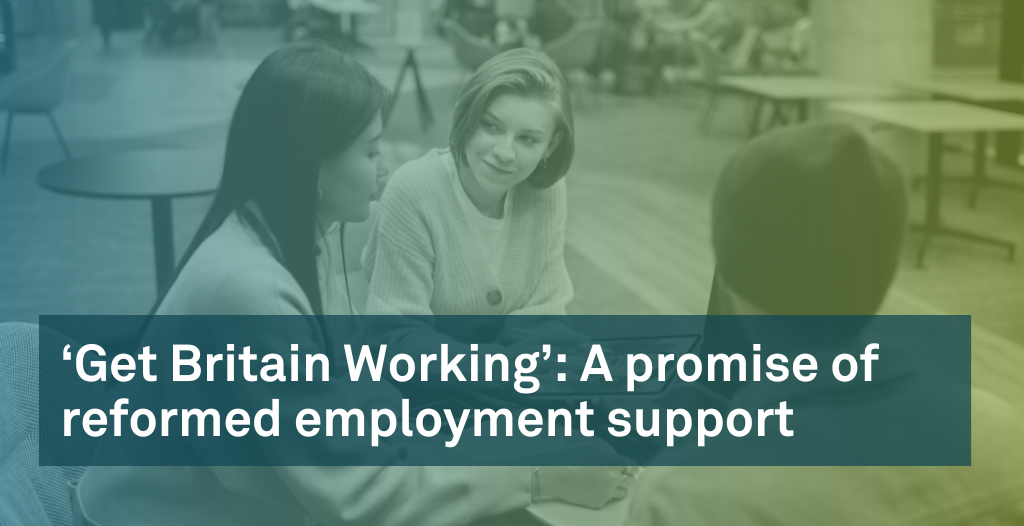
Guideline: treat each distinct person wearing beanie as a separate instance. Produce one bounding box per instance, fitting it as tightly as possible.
[711,122,906,319]
[628,123,1024,525]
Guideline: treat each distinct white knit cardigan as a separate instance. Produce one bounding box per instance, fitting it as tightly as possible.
[362,148,574,319]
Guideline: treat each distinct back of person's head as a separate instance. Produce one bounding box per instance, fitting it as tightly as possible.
[712,122,906,318]
[161,41,389,316]
[450,47,575,188]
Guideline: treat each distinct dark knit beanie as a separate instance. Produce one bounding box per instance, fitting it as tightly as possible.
[711,122,907,316]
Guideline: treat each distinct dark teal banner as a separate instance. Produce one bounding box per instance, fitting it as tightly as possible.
[39,315,970,466]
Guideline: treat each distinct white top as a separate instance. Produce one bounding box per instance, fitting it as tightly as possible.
[363,148,572,318]
[317,220,357,315]
[440,149,514,278]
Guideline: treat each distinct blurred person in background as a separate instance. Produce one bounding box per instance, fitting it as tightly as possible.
[678,0,733,43]
[528,0,576,44]
[91,0,120,49]
[283,0,344,42]
[758,0,813,71]
[590,0,659,93]
[147,0,202,46]
[197,0,220,42]
[653,0,736,50]
[643,0,748,91]
[444,0,499,40]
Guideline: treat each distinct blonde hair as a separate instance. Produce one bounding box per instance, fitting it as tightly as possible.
[450,48,575,188]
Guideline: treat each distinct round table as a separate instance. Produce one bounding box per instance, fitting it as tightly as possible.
[37,149,222,293]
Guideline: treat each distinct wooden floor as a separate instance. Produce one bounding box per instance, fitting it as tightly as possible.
[567,171,715,316]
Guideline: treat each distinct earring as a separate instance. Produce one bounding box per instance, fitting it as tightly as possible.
[541,157,548,171]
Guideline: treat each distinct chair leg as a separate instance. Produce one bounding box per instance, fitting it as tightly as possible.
[568,70,586,110]
[47,111,73,160]
[573,69,601,109]
[452,70,468,103]
[700,90,721,136]
[1,112,13,177]
[588,70,603,108]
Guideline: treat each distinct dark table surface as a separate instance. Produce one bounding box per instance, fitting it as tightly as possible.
[37,149,222,199]
[36,149,223,294]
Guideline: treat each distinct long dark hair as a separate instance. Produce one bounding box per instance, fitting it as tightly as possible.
[157,41,389,316]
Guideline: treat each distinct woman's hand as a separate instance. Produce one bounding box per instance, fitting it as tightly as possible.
[536,464,640,509]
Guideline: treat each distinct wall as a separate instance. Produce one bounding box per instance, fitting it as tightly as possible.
[813,0,934,176]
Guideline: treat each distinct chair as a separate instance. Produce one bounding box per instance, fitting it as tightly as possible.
[0,322,105,526]
[0,41,76,176]
[542,21,604,105]
[442,18,501,91]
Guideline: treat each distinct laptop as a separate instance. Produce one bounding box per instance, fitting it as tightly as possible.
[525,270,737,526]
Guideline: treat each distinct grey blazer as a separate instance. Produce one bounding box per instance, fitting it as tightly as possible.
[76,211,532,526]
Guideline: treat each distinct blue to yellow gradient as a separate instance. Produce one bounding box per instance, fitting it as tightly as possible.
[1,0,1023,525]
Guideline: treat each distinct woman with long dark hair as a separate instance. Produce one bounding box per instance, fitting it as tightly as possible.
[152,39,386,319]
[75,41,391,526]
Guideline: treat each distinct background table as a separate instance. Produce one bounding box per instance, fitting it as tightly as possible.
[37,149,221,293]
[900,77,1024,198]
[829,100,1024,264]
[899,78,1024,104]
[719,76,905,136]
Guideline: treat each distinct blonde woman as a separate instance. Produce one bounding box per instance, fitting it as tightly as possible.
[360,49,633,514]
[364,48,581,349]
